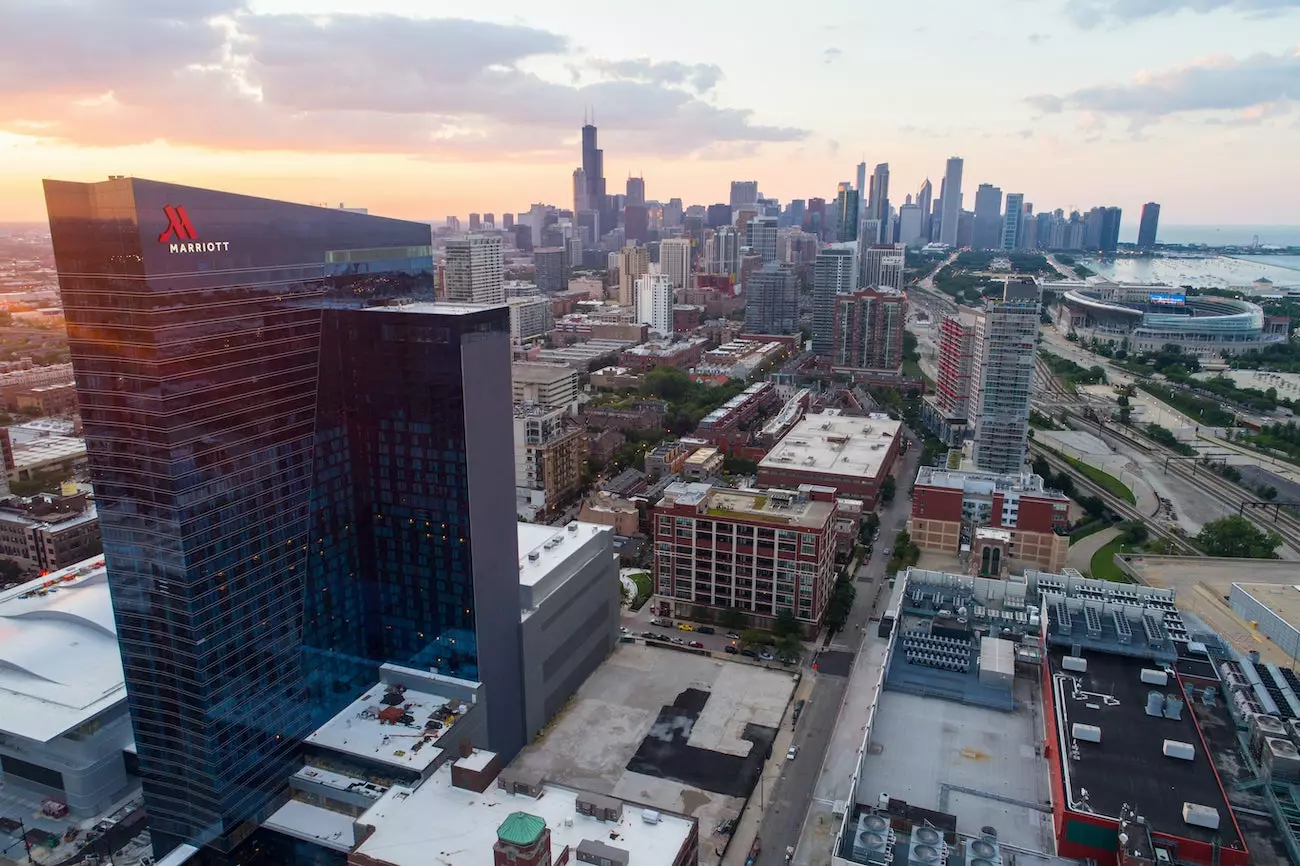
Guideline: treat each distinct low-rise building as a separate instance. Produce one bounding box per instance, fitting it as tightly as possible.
[652,482,838,627]
[8,434,87,485]
[695,381,781,453]
[15,382,78,416]
[619,337,710,373]
[673,304,703,333]
[578,491,641,536]
[0,491,101,572]
[645,440,690,478]
[689,339,785,385]
[534,339,635,370]
[682,446,723,480]
[582,399,668,432]
[514,404,588,519]
[908,466,1071,573]
[0,363,75,409]
[517,521,618,739]
[511,362,579,411]
[756,412,901,507]
[588,365,643,391]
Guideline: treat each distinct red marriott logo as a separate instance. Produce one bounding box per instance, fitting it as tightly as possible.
[157,205,230,253]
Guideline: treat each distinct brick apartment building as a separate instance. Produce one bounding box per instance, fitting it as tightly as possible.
[652,482,837,628]
[756,412,901,508]
[908,466,1071,573]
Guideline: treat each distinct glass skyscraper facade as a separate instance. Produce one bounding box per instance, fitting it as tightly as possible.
[43,178,523,859]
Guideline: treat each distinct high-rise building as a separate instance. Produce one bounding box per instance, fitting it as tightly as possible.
[897,203,924,246]
[534,246,566,292]
[446,215,461,233]
[659,238,691,290]
[581,122,609,233]
[1099,206,1123,254]
[856,161,868,199]
[1001,193,1025,251]
[572,167,588,214]
[618,244,649,306]
[503,213,515,231]
[746,216,779,264]
[1138,202,1161,248]
[971,278,1042,474]
[635,270,675,335]
[921,312,977,445]
[1035,212,1052,251]
[831,288,907,372]
[43,177,524,857]
[866,163,890,243]
[514,403,588,518]
[916,179,933,242]
[834,184,859,243]
[813,244,858,357]
[706,226,740,277]
[626,176,645,206]
[973,183,1003,250]
[730,181,759,208]
[446,233,506,304]
[1018,207,1038,251]
[744,264,797,335]
[939,157,964,247]
[508,296,554,343]
[624,203,649,243]
[861,243,906,291]
[469,213,482,232]
[664,197,684,228]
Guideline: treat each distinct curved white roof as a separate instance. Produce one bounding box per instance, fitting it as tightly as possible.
[0,558,126,743]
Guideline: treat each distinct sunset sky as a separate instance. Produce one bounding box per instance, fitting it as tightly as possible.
[2,0,1299,227]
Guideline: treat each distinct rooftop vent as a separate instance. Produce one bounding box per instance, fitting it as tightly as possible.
[527,551,540,562]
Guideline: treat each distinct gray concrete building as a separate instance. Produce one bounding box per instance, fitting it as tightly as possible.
[517,521,619,740]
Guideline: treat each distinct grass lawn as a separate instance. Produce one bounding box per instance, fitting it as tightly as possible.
[1089,538,1135,582]
[1059,453,1136,505]
[628,571,652,610]
[1068,521,1111,544]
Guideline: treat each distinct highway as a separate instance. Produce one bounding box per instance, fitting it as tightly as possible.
[749,434,922,866]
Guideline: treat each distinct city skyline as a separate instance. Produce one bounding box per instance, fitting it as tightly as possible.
[3,2,1300,229]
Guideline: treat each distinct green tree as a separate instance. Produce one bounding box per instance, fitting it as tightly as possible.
[720,606,746,630]
[641,366,692,401]
[1195,516,1282,559]
[880,475,897,503]
[0,558,22,583]
[740,628,771,649]
[773,608,802,638]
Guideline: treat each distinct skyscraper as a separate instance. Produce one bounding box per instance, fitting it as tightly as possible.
[659,237,692,290]
[534,246,566,292]
[973,183,1003,250]
[939,157,964,247]
[856,161,868,199]
[572,167,588,214]
[1001,193,1025,251]
[1138,202,1161,248]
[626,175,646,206]
[707,226,740,277]
[972,278,1042,474]
[916,179,933,243]
[635,270,674,335]
[43,177,524,858]
[813,244,858,356]
[744,264,797,335]
[1099,206,1123,254]
[861,243,906,291]
[581,122,608,237]
[730,181,759,208]
[618,244,649,306]
[834,184,859,243]
[446,233,506,304]
[866,163,890,243]
[897,203,924,247]
[832,288,907,371]
[746,216,779,264]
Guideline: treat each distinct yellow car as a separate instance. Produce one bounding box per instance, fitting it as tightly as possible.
[678,623,694,632]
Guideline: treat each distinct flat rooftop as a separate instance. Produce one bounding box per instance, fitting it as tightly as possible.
[914,466,1064,499]
[1232,581,1300,625]
[350,758,695,866]
[1046,648,1246,853]
[511,362,576,384]
[304,680,471,775]
[760,412,900,481]
[0,556,125,742]
[505,642,796,865]
[516,520,609,590]
[853,681,1057,854]
[362,301,503,316]
[659,482,835,529]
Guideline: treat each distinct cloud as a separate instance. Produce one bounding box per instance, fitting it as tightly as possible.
[1026,48,1300,125]
[1065,0,1300,27]
[823,47,843,64]
[1027,32,1050,44]
[588,57,722,93]
[0,4,805,159]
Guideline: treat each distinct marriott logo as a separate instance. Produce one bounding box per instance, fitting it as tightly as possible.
[157,205,231,253]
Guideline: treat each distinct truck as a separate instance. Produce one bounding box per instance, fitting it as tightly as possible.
[744,836,761,866]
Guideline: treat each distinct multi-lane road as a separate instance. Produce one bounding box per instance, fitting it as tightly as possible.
[749,435,922,866]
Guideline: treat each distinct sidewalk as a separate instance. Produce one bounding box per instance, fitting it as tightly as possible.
[721,674,817,866]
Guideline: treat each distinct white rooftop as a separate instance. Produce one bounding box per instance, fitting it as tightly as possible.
[304,681,470,774]
[0,556,126,743]
[351,760,695,866]
[517,521,607,589]
[759,412,901,480]
[10,435,86,467]
[262,799,358,853]
[363,301,503,316]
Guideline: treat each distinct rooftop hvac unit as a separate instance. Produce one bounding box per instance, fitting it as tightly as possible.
[1263,737,1300,782]
[1141,668,1169,687]
[1062,655,1087,673]
[1163,740,1195,761]
[967,836,1001,866]
[642,809,661,824]
[1182,802,1220,831]
[1072,723,1101,743]
[1146,691,1165,717]
[1163,695,1184,721]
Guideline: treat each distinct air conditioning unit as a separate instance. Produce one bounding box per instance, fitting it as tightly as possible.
[908,825,947,866]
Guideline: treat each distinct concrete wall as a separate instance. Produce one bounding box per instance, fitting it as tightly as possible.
[520,528,619,741]
[0,708,135,815]
[1230,584,1300,661]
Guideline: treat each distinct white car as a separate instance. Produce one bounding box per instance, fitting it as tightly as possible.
[786,745,799,761]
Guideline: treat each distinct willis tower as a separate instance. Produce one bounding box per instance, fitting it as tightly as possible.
[43,177,524,860]
[581,117,609,242]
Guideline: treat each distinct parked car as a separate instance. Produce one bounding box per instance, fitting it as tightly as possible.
[726,632,740,640]
[759,651,776,661]
[688,640,704,649]
[883,547,892,556]
[696,626,715,635]
[741,648,759,658]
[786,745,799,761]
[677,623,694,632]
[724,645,739,654]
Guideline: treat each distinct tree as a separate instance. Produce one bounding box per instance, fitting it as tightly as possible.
[0,558,22,583]
[773,608,802,638]
[1195,516,1282,559]
[740,628,772,649]
[880,475,897,504]
[720,606,746,630]
[1032,456,1053,480]
[641,366,692,401]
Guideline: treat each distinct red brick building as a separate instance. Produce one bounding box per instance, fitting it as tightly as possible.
[756,412,902,508]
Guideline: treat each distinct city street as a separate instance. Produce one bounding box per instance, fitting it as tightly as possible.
[744,437,921,866]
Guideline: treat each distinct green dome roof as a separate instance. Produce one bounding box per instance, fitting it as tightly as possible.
[497,812,546,846]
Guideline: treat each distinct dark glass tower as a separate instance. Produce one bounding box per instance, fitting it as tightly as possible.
[1138,202,1161,248]
[43,178,523,859]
